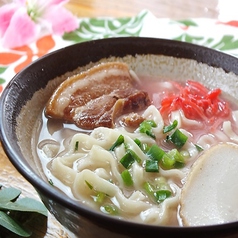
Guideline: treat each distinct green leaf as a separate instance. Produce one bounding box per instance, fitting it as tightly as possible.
[0,211,31,237]
[0,187,21,203]
[0,198,48,216]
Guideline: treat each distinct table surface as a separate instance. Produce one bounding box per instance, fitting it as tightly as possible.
[0,0,236,237]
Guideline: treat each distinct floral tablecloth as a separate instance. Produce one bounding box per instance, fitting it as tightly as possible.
[1,10,238,95]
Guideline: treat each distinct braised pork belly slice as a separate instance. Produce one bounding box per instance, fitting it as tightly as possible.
[72,89,150,129]
[180,143,238,226]
[45,62,151,129]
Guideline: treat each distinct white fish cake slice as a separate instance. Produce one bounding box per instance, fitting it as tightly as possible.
[180,143,238,226]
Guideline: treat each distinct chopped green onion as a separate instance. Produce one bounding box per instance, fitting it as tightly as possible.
[139,120,157,139]
[160,153,175,170]
[85,180,93,190]
[120,152,135,169]
[124,142,130,150]
[168,129,188,149]
[74,141,79,151]
[145,160,159,172]
[101,204,118,215]
[134,138,142,147]
[146,144,165,161]
[180,150,190,159]
[143,181,155,197]
[94,192,106,203]
[109,135,124,151]
[163,120,178,133]
[128,149,142,163]
[142,143,150,153]
[167,149,185,168]
[121,170,133,186]
[48,179,54,186]
[144,181,172,203]
[195,144,203,152]
[154,190,171,203]
[154,177,170,190]
[134,138,150,153]
[161,149,185,169]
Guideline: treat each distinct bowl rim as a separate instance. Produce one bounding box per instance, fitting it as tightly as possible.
[1,37,238,235]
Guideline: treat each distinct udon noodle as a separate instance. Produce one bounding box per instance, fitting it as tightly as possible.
[35,59,238,227]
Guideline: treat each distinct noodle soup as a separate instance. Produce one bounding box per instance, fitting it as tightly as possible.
[34,56,238,227]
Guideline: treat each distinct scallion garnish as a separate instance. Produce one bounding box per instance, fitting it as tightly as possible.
[85,180,93,190]
[48,179,54,186]
[94,192,106,203]
[143,181,155,197]
[163,120,178,133]
[74,141,79,151]
[160,153,175,170]
[109,135,124,151]
[121,170,133,186]
[154,190,171,203]
[139,120,157,139]
[161,148,185,170]
[195,144,203,152]
[146,144,165,161]
[120,152,135,169]
[134,138,150,153]
[144,181,172,203]
[145,159,159,172]
[85,181,108,203]
[101,204,118,215]
[134,138,142,147]
[124,141,129,150]
[128,149,142,163]
[167,129,188,149]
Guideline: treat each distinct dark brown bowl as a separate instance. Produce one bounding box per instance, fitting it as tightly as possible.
[1,37,238,238]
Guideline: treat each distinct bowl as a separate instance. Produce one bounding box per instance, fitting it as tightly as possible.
[1,37,238,238]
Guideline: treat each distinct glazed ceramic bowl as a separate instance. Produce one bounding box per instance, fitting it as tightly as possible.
[1,37,238,238]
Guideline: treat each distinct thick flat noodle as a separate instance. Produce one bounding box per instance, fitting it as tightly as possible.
[45,62,151,129]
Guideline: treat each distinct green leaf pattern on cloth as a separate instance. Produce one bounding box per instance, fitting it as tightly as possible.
[1,10,238,92]
[63,11,147,42]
